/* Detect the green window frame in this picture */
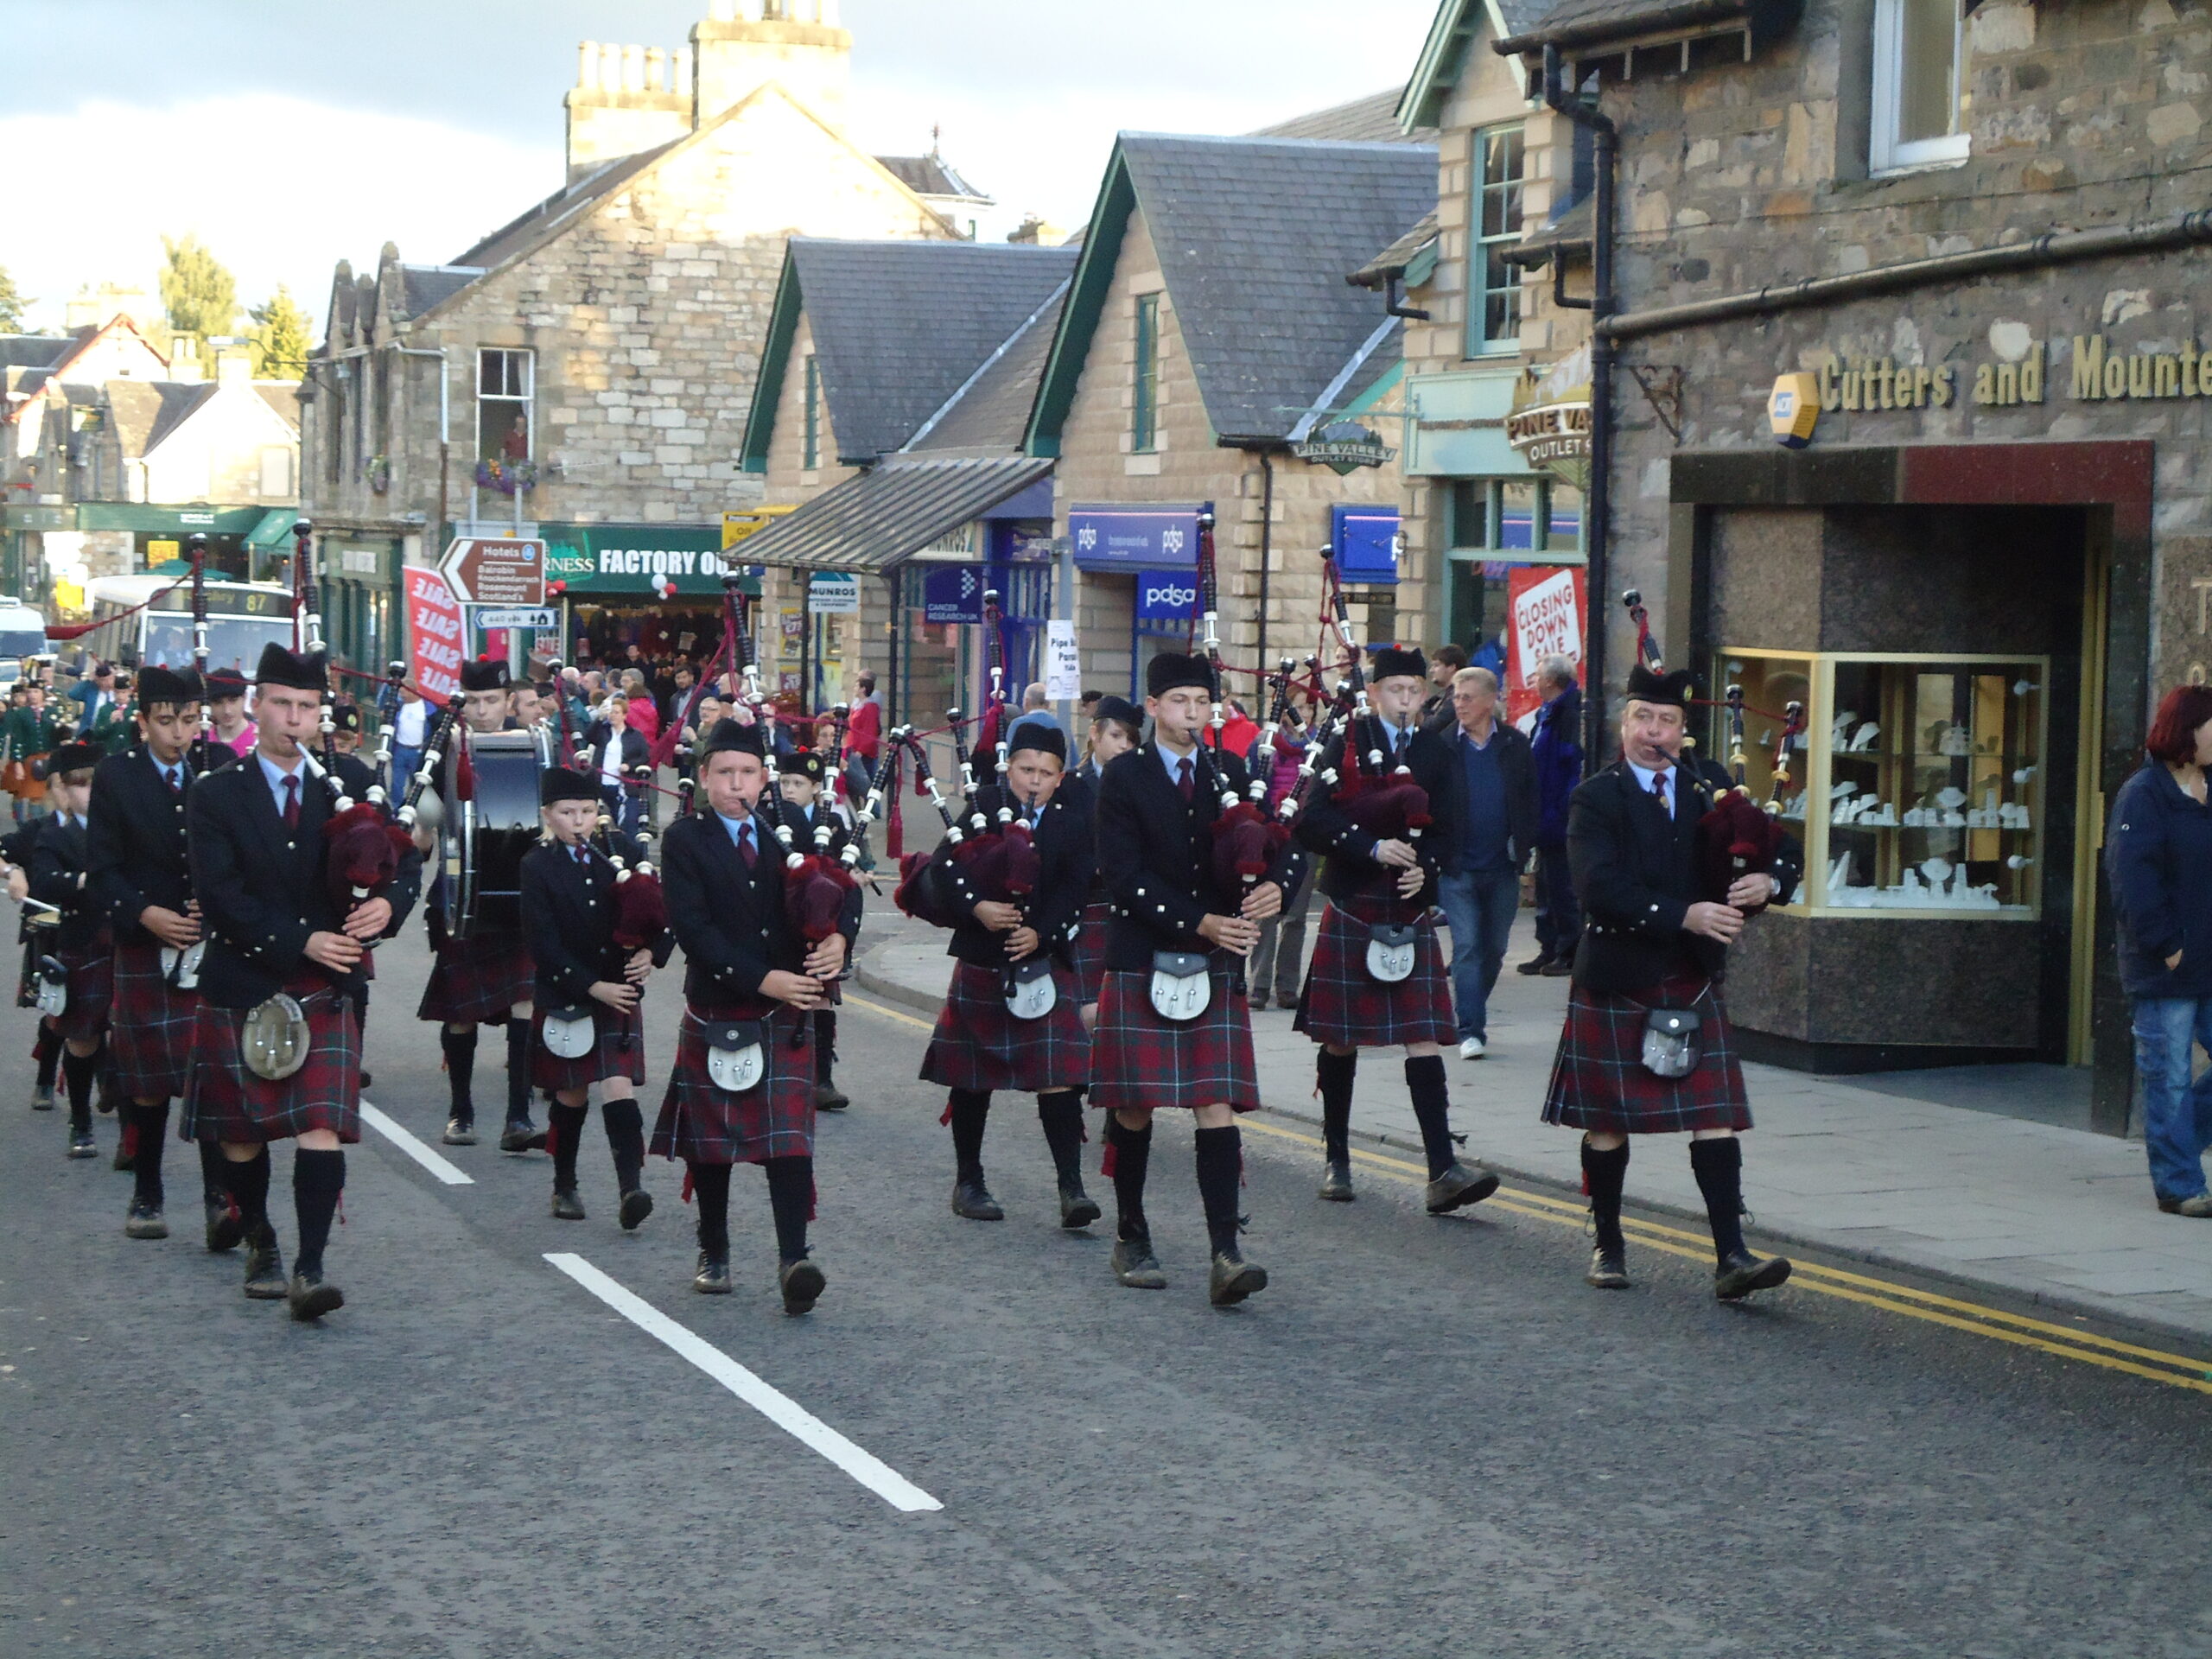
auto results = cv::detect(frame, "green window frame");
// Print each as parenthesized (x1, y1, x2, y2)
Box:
(1467, 125, 1526, 357)
(802, 354, 821, 471)
(1132, 292, 1161, 454)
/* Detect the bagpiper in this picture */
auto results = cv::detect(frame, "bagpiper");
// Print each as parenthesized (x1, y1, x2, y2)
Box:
(183, 642, 422, 1319)
(917, 723, 1099, 1228)
(651, 720, 842, 1308)
(1541, 663, 1801, 1299)
(1058, 693, 1141, 1029)
(518, 768, 672, 1228)
(773, 747, 853, 1113)
(416, 658, 545, 1152)
(86, 664, 239, 1243)
(1293, 645, 1499, 1214)
(27, 741, 114, 1161)
(1089, 654, 1305, 1305)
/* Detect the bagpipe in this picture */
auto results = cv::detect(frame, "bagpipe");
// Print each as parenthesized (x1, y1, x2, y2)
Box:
(162, 532, 221, 989)
(1190, 511, 1294, 907)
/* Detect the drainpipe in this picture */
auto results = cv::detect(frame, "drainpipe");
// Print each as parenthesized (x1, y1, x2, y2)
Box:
(1255, 451, 1275, 675)
(1544, 44, 1616, 775)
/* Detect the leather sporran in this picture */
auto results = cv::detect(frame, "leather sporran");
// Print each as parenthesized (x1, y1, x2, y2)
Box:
(1639, 1007, 1702, 1079)
(704, 1020, 766, 1094)
(1363, 923, 1418, 984)
(33, 956, 67, 1020)
(1148, 950, 1211, 1021)
(162, 940, 206, 991)
(540, 1002, 597, 1060)
(1004, 957, 1056, 1020)
(241, 993, 310, 1081)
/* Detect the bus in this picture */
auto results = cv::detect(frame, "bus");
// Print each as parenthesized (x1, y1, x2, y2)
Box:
(80, 575, 296, 677)
(0, 603, 49, 689)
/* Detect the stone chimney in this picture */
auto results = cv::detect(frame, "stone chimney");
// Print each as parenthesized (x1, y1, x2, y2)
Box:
(168, 335, 204, 385)
(214, 340, 254, 384)
(691, 0, 852, 127)
(563, 35, 695, 184)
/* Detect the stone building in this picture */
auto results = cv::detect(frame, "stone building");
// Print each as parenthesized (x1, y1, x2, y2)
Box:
(302, 0, 960, 674)
(1490, 0, 2212, 1119)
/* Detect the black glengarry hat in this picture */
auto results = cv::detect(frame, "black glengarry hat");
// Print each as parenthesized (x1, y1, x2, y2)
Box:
(137, 664, 202, 709)
(1007, 723, 1067, 762)
(539, 767, 601, 806)
(206, 668, 249, 699)
(461, 658, 510, 694)
(1369, 645, 1427, 683)
(252, 642, 327, 693)
(1624, 663, 1696, 709)
(1092, 694, 1141, 728)
(785, 747, 826, 783)
(43, 741, 101, 779)
(702, 718, 766, 760)
(1147, 654, 1213, 698)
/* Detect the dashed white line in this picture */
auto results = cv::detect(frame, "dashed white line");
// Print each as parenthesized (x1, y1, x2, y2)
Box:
(359, 1101, 474, 1185)
(543, 1251, 942, 1514)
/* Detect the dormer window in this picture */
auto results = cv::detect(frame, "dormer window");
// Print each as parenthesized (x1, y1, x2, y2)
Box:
(1872, 0, 1971, 174)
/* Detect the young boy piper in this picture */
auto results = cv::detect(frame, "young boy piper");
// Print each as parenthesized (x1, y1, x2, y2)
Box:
(652, 721, 843, 1308)
(29, 741, 114, 1161)
(1058, 694, 1141, 1031)
(518, 768, 673, 1226)
(774, 747, 853, 1113)
(1090, 654, 1305, 1305)
(918, 723, 1098, 1228)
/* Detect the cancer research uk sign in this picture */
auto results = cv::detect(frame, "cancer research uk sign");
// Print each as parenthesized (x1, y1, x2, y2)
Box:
(1504, 566, 1587, 726)
(404, 567, 467, 702)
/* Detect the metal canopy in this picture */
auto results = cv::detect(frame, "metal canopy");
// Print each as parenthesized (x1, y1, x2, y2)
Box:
(736, 455, 1054, 574)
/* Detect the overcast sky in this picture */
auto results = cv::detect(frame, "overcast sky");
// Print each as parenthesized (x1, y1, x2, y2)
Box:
(3, 0, 1438, 334)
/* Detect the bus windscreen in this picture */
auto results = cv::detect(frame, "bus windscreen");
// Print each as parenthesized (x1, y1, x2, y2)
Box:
(140, 612, 295, 673)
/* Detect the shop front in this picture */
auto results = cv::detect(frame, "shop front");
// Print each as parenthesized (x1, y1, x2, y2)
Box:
(539, 522, 749, 671)
(321, 533, 408, 674)
(1071, 502, 1207, 699)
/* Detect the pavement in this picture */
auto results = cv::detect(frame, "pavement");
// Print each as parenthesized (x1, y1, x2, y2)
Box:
(857, 904, 2212, 1346)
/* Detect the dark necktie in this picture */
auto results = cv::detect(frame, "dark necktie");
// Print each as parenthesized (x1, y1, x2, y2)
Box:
(1394, 727, 1409, 761)
(1176, 756, 1194, 804)
(573, 844, 589, 868)
(1649, 768, 1670, 813)
(165, 766, 181, 794)
(737, 823, 757, 870)
(282, 773, 300, 830)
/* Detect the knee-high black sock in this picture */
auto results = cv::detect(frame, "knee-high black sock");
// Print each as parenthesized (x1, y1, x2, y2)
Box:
(690, 1160, 732, 1257)
(1583, 1137, 1629, 1253)
(947, 1089, 990, 1183)
(62, 1049, 98, 1132)
(226, 1147, 273, 1240)
(35, 1032, 59, 1093)
(1193, 1125, 1245, 1258)
(548, 1103, 588, 1192)
(198, 1138, 231, 1206)
(601, 1097, 645, 1192)
(814, 1009, 836, 1083)
(130, 1103, 170, 1206)
(1404, 1053, 1458, 1179)
(1689, 1136, 1747, 1262)
(1106, 1115, 1153, 1243)
(1036, 1090, 1084, 1187)
(1316, 1049, 1357, 1166)
(505, 1020, 533, 1127)
(765, 1155, 813, 1264)
(292, 1148, 346, 1278)
(441, 1028, 477, 1120)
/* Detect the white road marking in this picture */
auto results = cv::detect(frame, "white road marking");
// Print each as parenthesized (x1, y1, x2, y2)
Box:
(359, 1101, 474, 1186)
(543, 1251, 942, 1514)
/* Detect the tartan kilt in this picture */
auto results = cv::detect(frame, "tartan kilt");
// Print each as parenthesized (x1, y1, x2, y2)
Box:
(181, 982, 361, 1145)
(1541, 973, 1752, 1135)
(1071, 899, 1111, 1007)
(53, 939, 114, 1044)
(416, 927, 534, 1024)
(110, 939, 199, 1101)
(919, 960, 1090, 1094)
(1089, 955, 1260, 1113)
(1292, 893, 1454, 1050)
(652, 1004, 814, 1164)
(531, 1002, 648, 1093)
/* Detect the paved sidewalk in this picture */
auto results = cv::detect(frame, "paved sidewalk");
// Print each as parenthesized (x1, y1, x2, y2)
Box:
(855, 906, 2212, 1344)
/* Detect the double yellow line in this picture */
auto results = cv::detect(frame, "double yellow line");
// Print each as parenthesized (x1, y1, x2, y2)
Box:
(845, 993, 2212, 1396)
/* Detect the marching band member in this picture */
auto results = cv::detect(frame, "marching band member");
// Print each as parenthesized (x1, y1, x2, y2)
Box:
(775, 747, 854, 1113)
(1089, 655, 1304, 1305)
(651, 721, 842, 1308)
(1059, 693, 1141, 1029)
(204, 669, 257, 759)
(29, 741, 113, 1162)
(183, 643, 422, 1320)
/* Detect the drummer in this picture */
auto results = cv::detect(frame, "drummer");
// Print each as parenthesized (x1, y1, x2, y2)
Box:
(414, 658, 547, 1152)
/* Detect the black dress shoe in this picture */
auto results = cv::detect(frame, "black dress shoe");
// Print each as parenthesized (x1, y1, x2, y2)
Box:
(1248, 995, 1269, 1012)
(950, 1178, 1003, 1221)
(1058, 1184, 1103, 1230)
(204, 1197, 243, 1253)
(500, 1120, 548, 1154)
(442, 1116, 479, 1147)
(779, 1255, 827, 1314)
(1425, 1162, 1501, 1215)
(358, 1071, 372, 1090)
(1110, 1236, 1166, 1289)
(1586, 1245, 1630, 1289)
(619, 1188, 654, 1231)
(1539, 957, 1575, 977)
(813, 1082, 849, 1113)
(1208, 1252, 1269, 1306)
(1318, 1161, 1356, 1203)
(124, 1198, 168, 1240)
(693, 1251, 732, 1294)
(1714, 1249, 1792, 1301)
(1514, 952, 1554, 976)
(29, 1084, 54, 1111)
(67, 1126, 97, 1160)
(550, 1187, 587, 1221)
(287, 1271, 345, 1321)
(243, 1231, 287, 1300)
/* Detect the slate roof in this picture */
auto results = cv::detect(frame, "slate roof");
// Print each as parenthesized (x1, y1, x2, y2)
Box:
(0, 335, 73, 372)
(1503, 194, 1594, 267)
(1493, 0, 1764, 54)
(448, 142, 681, 277)
(255, 383, 302, 428)
(1249, 90, 1437, 145)
(1106, 134, 1437, 443)
(397, 265, 485, 321)
(1351, 211, 1441, 286)
(791, 240, 1079, 464)
(1401, 0, 1555, 130)
(875, 153, 989, 201)
(734, 454, 1055, 573)
(905, 279, 1071, 457)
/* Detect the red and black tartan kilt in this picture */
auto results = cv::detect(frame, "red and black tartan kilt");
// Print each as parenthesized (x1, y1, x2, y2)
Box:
(52, 939, 114, 1044)
(1071, 899, 1111, 1007)
(651, 1004, 814, 1164)
(919, 960, 1090, 1094)
(109, 939, 199, 1101)
(1292, 893, 1454, 1050)
(530, 1002, 648, 1093)
(416, 927, 534, 1024)
(181, 982, 361, 1145)
(1541, 972, 1752, 1135)
(1089, 956, 1261, 1113)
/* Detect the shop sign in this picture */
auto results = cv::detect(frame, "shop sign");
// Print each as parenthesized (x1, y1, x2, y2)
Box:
(540, 525, 738, 597)
(1, 505, 73, 531)
(1069, 504, 1205, 570)
(1505, 346, 1592, 490)
(807, 574, 861, 615)
(1045, 620, 1080, 701)
(918, 523, 980, 560)
(722, 505, 797, 550)
(1007, 530, 1058, 563)
(1503, 565, 1587, 726)
(1769, 373, 1821, 448)
(403, 567, 467, 702)
(1332, 505, 1401, 585)
(1135, 569, 1198, 621)
(1292, 422, 1397, 475)
(1809, 333, 2212, 423)
(921, 563, 984, 624)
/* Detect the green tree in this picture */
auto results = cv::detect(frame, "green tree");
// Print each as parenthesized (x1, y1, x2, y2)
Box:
(248, 284, 312, 379)
(158, 233, 238, 354)
(0, 266, 28, 334)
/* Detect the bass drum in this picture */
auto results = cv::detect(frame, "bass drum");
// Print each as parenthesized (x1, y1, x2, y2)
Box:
(440, 725, 557, 939)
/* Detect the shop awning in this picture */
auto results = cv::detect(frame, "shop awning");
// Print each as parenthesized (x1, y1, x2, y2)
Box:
(736, 455, 1054, 574)
(244, 508, 300, 550)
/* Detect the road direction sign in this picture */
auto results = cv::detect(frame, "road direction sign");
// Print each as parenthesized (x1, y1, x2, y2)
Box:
(440, 537, 547, 606)
(474, 607, 556, 631)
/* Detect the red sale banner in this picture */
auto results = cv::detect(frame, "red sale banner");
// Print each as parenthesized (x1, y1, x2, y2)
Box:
(404, 567, 467, 702)
(1504, 566, 1587, 725)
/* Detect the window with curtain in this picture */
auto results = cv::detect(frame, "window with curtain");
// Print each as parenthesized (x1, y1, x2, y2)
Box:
(1132, 292, 1161, 453)
(475, 348, 532, 467)
(1467, 125, 1525, 356)
(802, 354, 821, 471)
(1872, 0, 1970, 173)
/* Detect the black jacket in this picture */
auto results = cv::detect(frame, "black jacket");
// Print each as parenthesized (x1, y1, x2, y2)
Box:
(932, 780, 1096, 970)
(1093, 741, 1305, 973)
(88, 745, 232, 948)
(187, 751, 423, 1008)
(1567, 757, 1801, 995)
(582, 720, 652, 791)
(519, 832, 675, 1008)
(2107, 761, 2212, 999)
(29, 813, 102, 954)
(1296, 715, 1465, 906)
(1433, 718, 1540, 876)
(660, 810, 858, 1011)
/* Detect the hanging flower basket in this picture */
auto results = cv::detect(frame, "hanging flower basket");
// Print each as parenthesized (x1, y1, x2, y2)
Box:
(474, 458, 539, 497)
(363, 454, 392, 494)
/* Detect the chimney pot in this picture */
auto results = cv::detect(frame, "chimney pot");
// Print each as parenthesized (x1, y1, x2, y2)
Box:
(577, 41, 595, 88)
(646, 46, 666, 92)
